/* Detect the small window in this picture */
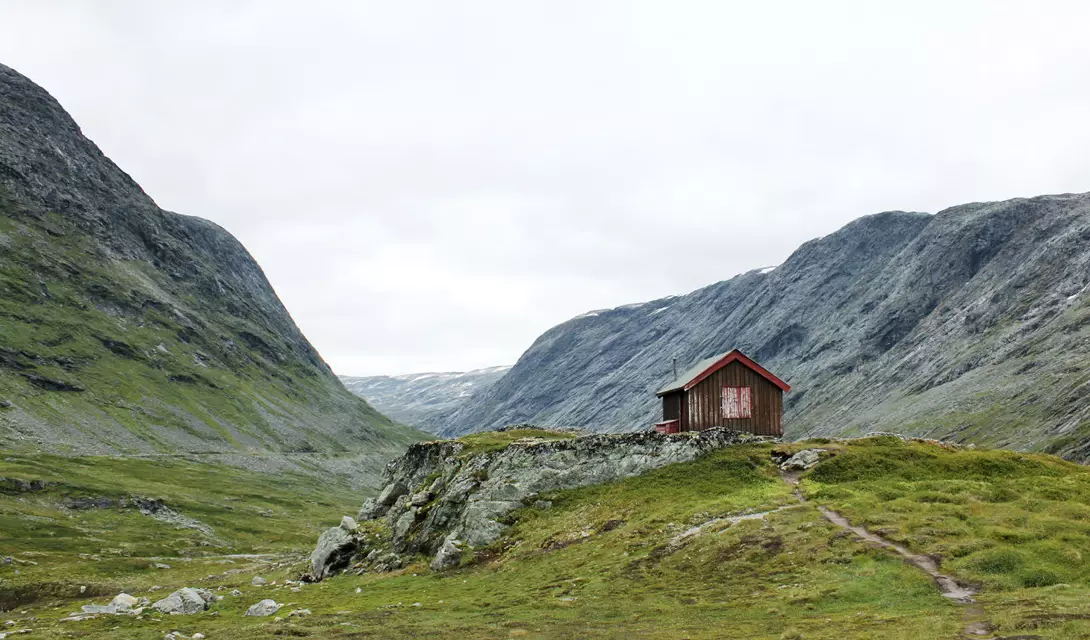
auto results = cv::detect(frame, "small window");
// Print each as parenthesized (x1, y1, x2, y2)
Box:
(722, 386, 752, 419)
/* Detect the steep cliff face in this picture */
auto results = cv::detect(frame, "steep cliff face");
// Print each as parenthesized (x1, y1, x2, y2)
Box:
(442, 193, 1090, 460)
(0, 63, 422, 464)
(339, 366, 510, 432)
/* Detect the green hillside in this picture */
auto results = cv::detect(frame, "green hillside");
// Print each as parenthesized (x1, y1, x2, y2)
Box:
(0, 63, 426, 476)
(2, 437, 1088, 639)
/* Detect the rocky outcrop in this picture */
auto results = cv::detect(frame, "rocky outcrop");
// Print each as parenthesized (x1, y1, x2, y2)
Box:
(309, 426, 769, 578)
(439, 193, 1090, 461)
(0, 63, 420, 476)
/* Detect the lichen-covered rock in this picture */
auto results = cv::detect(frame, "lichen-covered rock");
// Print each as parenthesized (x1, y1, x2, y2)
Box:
(430, 534, 465, 571)
(309, 426, 768, 579)
(309, 523, 361, 580)
(780, 449, 824, 471)
(245, 599, 281, 617)
(151, 588, 214, 615)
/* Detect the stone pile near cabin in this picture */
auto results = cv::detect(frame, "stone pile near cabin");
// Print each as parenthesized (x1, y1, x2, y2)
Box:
(309, 426, 769, 579)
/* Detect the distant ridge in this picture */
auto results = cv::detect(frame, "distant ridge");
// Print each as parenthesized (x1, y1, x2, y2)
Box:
(340, 366, 512, 431)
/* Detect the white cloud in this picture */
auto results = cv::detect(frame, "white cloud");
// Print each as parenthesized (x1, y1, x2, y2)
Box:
(2, 0, 1090, 374)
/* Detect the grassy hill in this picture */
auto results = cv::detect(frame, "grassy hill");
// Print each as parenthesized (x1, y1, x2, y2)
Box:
(2, 436, 1089, 639)
(0, 63, 426, 484)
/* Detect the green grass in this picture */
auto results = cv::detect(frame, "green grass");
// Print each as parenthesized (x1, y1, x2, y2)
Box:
(0, 186, 423, 457)
(454, 428, 576, 457)
(0, 453, 362, 611)
(4, 438, 1090, 638)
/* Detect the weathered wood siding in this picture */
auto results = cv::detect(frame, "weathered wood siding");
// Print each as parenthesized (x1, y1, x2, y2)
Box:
(683, 360, 783, 435)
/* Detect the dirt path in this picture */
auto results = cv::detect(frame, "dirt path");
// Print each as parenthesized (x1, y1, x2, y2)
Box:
(780, 470, 1012, 639)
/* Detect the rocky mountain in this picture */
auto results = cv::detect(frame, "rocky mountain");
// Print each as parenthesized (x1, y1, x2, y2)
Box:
(339, 366, 510, 431)
(0, 63, 422, 476)
(440, 192, 1090, 461)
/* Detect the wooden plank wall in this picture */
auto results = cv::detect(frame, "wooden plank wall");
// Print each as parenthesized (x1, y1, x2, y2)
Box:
(684, 361, 783, 436)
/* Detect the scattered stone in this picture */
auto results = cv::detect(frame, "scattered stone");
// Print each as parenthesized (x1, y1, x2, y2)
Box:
(780, 449, 824, 471)
(250, 576, 267, 587)
(110, 593, 140, 610)
(340, 515, 357, 531)
(152, 563, 172, 570)
(151, 588, 214, 615)
(0, 630, 32, 639)
(78, 591, 146, 616)
(288, 609, 311, 617)
(149, 585, 163, 591)
(193, 634, 206, 639)
(230, 590, 243, 597)
(410, 491, 431, 507)
(244, 599, 281, 617)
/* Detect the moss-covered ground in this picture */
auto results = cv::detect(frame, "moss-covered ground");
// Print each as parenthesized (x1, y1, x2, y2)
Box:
(2, 438, 1089, 638)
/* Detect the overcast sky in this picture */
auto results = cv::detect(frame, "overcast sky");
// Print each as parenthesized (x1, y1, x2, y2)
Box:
(2, 2, 1089, 375)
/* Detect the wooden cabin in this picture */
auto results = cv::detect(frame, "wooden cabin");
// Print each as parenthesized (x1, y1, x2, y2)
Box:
(654, 349, 790, 436)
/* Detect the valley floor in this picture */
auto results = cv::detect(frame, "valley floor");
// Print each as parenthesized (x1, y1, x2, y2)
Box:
(1, 438, 1089, 638)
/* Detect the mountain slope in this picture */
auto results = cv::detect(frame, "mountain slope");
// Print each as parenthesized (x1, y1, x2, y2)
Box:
(0, 63, 423, 463)
(441, 193, 1090, 460)
(339, 366, 510, 431)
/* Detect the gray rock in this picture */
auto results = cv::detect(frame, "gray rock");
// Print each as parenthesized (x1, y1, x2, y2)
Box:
(109, 593, 140, 610)
(288, 608, 312, 617)
(429, 534, 464, 571)
(79, 592, 144, 615)
(340, 515, 357, 531)
(244, 599, 281, 617)
(780, 449, 824, 471)
(392, 510, 417, 544)
(230, 589, 242, 597)
(310, 523, 361, 580)
(250, 576, 267, 587)
(410, 491, 432, 507)
(151, 588, 214, 615)
(377, 481, 409, 507)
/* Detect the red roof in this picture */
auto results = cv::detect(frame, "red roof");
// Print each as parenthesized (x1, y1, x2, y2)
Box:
(657, 348, 790, 395)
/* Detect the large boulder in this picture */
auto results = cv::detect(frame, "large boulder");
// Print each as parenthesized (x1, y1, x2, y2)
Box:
(151, 588, 214, 615)
(310, 516, 364, 579)
(429, 534, 465, 571)
(780, 449, 824, 471)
